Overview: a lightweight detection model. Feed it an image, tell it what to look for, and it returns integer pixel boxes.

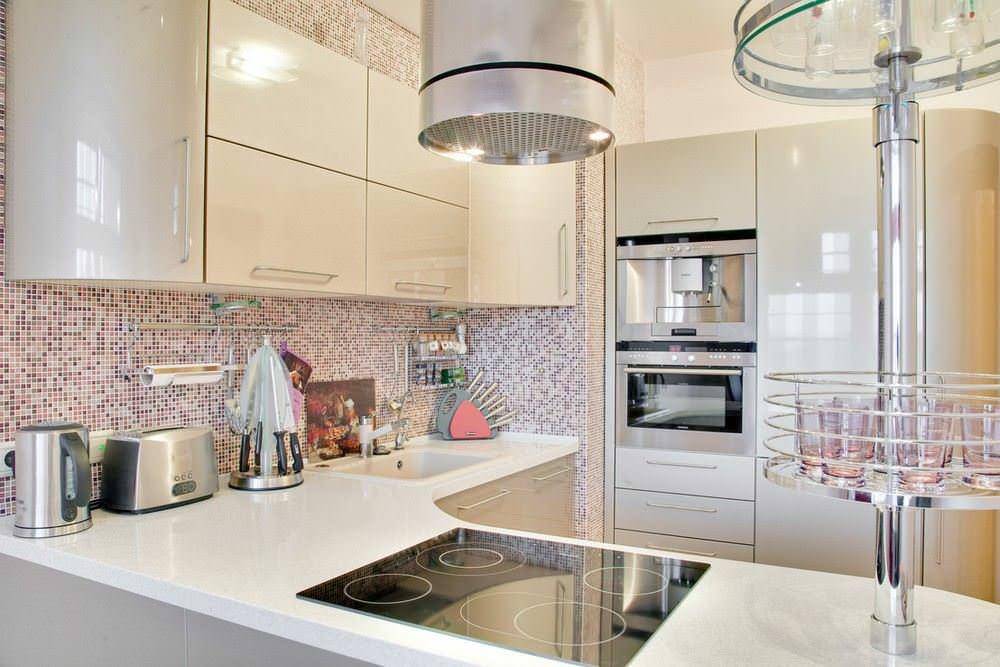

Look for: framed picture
[306,379,376,457]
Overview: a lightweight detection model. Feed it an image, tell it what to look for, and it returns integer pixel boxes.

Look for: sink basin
[309,448,494,480]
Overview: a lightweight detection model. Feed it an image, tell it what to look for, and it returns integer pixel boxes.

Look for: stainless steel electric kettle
[13,422,92,538]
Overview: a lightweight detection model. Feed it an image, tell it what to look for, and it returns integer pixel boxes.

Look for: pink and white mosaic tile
[0,0,644,534]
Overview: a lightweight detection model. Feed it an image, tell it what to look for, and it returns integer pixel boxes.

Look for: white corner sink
[308,448,495,481]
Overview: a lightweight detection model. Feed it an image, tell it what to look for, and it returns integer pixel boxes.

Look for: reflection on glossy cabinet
[367,72,469,206]
[205,140,365,294]
[923,510,996,602]
[469,163,576,305]
[366,183,469,301]
[208,0,367,178]
[7,0,207,282]
[615,131,756,237]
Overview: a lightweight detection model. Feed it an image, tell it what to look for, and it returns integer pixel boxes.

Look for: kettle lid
[19,421,86,433]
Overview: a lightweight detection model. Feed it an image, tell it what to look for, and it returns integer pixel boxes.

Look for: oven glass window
[626,370,743,433]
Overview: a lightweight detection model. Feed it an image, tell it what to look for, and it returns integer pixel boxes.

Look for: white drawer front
[615,489,754,545]
[614,529,754,563]
[616,449,755,500]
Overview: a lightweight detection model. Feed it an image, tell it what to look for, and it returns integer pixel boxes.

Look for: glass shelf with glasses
[733,0,1000,104]
[762,370,1000,508]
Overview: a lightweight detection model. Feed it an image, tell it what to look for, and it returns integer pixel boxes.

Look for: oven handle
[624,367,742,376]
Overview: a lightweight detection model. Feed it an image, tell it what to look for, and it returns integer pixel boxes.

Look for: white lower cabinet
[923,510,996,602]
[205,139,366,294]
[615,529,754,562]
[469,162,576,305]
[615,489,754,545]
[366,183,470,302]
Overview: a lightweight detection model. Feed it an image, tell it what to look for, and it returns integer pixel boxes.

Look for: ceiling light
[224,48,298,84]
[418,0,616,166]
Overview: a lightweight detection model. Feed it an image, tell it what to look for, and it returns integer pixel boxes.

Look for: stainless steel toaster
[101,426,219,513]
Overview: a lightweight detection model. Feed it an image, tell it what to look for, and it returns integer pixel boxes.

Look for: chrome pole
[871,2,922,653]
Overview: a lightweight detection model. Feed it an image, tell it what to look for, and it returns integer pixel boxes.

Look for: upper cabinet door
[469,162,576,306]
[205,139,365,295]
[367,71,470,207]
[208,0,367,178]
[615,131,756,237]
[6,0,207,282]
[366,184,469,302]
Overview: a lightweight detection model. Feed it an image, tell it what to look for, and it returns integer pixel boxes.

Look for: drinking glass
[893,397,950,492]
[819,396,875,486]
[950,16,985,56]
[961,402,1000,489]
[795,402,823,480]
[873,0,900,33]
[935,0,967,32]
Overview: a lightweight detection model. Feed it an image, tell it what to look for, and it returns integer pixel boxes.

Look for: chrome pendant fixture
[418,0,615,165]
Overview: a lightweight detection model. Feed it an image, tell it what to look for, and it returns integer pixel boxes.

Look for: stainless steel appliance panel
[615,488,755,544]
[13,422,92,538]
[615,448,756,501]
[614,529,755,562]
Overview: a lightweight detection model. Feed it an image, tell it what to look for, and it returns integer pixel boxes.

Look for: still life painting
[306,379,377,458]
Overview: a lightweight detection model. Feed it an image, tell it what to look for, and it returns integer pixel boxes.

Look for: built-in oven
[617,230,756,343]
[615,342,756,457]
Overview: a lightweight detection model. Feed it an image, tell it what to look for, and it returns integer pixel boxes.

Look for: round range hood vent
[418,0,615,166]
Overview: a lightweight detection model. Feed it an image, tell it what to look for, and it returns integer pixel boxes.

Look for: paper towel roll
[140,364,224,387]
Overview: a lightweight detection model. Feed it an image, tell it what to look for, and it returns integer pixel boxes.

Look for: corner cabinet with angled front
[7,0,208,283]
[468,162,577,306]
[615,131,756,237]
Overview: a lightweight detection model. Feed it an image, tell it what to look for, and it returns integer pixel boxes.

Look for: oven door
[616,365,756,456]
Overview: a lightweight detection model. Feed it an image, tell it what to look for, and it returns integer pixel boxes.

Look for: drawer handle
[645,501,718,514]
[532,466,570,482]
[395,280,452,293]
[179,136,191,264]
[625,367,742,377]
[647,217,719,225]
[457,489,510,511]
[645,460,719,470]
[647,544,717,558]
[252,265,338,282]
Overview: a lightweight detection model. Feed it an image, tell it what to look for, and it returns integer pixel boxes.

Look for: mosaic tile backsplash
[0,0,644,536]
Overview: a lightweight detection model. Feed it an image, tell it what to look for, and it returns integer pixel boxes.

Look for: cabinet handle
[532,466,570,482]
[645,460,719,470]
[558,223,568,298]
[647,217,719,226]
[936,512,943,566]
[625,367,742,376]
[645,501,718,514]
[180,136,191,264]
[251,265,338,282]
[647,544,717,558]
[395,280,452,293]
[457,488,510,511]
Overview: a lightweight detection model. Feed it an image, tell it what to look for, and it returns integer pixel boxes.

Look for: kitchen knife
[238,431,251,473]
[480,393,504,413]
[254,422,263,468]
[288,432,304,473]
[488,410,516,426]
[274,432,288,475]
[484,402,507,421]
[466,369,484,393]
[476,382,499,406]
[489,414,516,429]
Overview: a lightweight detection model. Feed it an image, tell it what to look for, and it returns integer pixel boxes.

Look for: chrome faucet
[357,414,409,458]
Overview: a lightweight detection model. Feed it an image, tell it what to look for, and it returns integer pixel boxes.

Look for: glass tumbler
[893,397,950,492]
[820,397,875,486]
[795,402,823,480]
[961,402,1000,489]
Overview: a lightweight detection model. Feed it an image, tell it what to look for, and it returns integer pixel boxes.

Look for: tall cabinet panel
[207,0,367,178]
[615,131,756,236]
[922,108,999,603]
[754,119,878,575]
[469,162,576,306]
[7,0,207,282]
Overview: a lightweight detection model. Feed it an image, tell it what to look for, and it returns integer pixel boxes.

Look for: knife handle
[254,424,263,467]
[274,433,288,475]
[238,432,251,473]
[289,432,304,473]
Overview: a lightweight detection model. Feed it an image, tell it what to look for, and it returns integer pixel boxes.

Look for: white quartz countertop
[2,433,1000,666]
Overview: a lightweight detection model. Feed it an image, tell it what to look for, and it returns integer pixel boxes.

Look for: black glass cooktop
[297,528,709,666]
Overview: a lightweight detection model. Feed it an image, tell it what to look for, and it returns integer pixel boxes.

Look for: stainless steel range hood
[418,0,615,165]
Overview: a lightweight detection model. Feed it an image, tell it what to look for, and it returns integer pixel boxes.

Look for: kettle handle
[59,432,92,511]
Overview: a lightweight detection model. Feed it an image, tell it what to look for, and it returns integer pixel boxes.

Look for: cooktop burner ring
[458,591,557,638]
[415,541,527,576]
[438,547,505,569]
[514,602,628,647]
[583,566,670,596]
[342,573,433,606]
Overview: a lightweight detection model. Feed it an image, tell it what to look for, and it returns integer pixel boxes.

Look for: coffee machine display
[13,422,92,538]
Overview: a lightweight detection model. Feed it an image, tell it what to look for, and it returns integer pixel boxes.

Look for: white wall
[645,48,1000,141]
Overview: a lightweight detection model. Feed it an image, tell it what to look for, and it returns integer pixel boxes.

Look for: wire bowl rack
[763,370,1000,510]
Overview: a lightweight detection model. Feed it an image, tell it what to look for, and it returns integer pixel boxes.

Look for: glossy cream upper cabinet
[366,184,469,302]
[6,0,207,282]
[469,162,576,305]
[615,131,756,237]
[205,139,365,294]
[208,0,367,178]
[367,71,469,206]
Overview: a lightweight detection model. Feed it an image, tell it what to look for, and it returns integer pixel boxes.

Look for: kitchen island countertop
[1,433,999,666]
